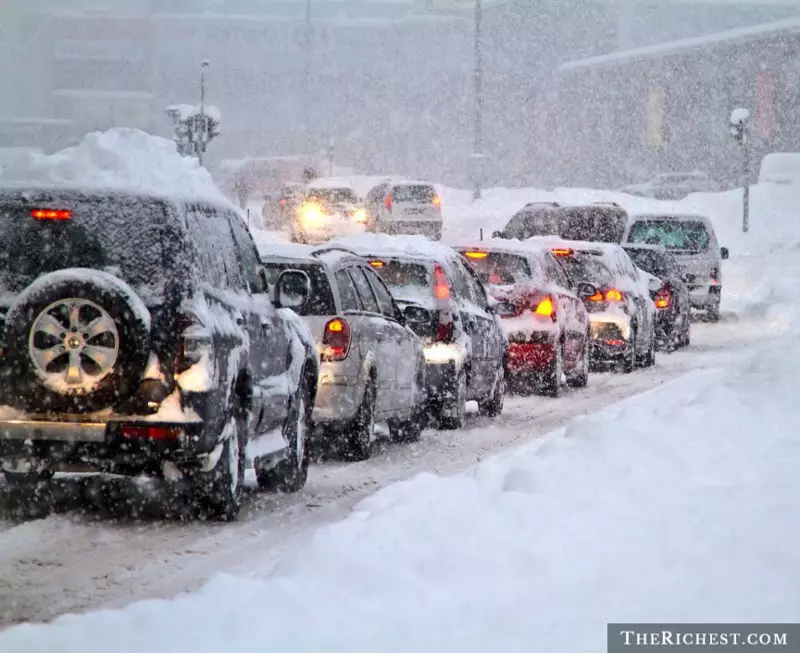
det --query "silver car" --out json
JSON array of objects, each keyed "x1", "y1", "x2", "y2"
[
  {"x1": 623, "y1": 213, "x2": 730, "y2": 322},
  {"x1": 259, "y1": 245, "x2": 427, "y2": 461},
  {"x1": 364, "y1": 180, "x2": 443, "y2": 240}
]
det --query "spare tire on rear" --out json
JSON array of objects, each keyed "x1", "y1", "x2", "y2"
[{"x1": 2, "y1": 269, "x2": 151, "y2": 414}]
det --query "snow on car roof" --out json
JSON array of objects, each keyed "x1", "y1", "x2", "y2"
[
  {"x1": 329, "y1": 233, "x2": 459, "y2": 265},
  {"x1": 630, "y1": 213, "x2": 712, "y2": 223},
  {"x1": 524, "y1": 235, "x2": 622, "y2": 257},
  {"x1": 449, "y1": 238, "x2": 552, "y2": 259},
  {"x1": 257, "y1": 242, "x2": 317, "y2": 261},
  {"x1": 306, "y1": 177, "x2": 355, "y2": 190},
  {"x1": 0, "y1": 128, "x2": 235, "y2": 209}
]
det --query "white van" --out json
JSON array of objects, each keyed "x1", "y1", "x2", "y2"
[
  {"x1": 758, "y1": 152, "x2": 800, "y2": 185},
  {"x1": 364, "y1": 180, "x2": 443, "y2": 240},
  {"x1": 623, "y1": 213, "x2": 729, "y2": 322}
]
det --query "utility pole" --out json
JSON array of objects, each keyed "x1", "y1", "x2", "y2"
[
  {"x1": 729, "y1": 107, "x2": 751, "y2": 233},
  {"x1": 198, "y1": 60, "x2": 210, "y2": 166},
  {"x1": 472, "y1": 0, "x2": 483, "y2": 201},
  {"x1": 303, "y1": 0, "x2": 312, "y2": 155}
]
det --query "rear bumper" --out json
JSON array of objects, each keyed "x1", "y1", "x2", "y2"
[
  {"x1": 689, "y1": 284, "x2": 721, "y2": 309},
  {"x1": 311, "y1": 372, "x2": 361, "y2": 424},
  {"x1": 378, "y1": 220, "x2": 442, "y2": 238},
  {"x1": 588, "y1": 319, "x2": 633, "y2": 362}
]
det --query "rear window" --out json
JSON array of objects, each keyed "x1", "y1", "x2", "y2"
[
  {"x1": 627, "y1": 220, "x2": 710, "y2": 251},
  {"x1": 560, "y1": 208, "x2": 626, "y2": 243},
  {"x1": 0, "y1": 195, "x2": 172, "y2": 301},
  {"x1": 460, "y1": 252, "x2": 533, "y2": 286},
  {"x1": 369, "y1": 260, "x2": 432, "y2": 301},
  {"x1": 625, "y1": 249, "x2": 678, "y2": 278},
  {"x1": 392, "y1": 185, "x2": 435, "y2": 203},
  {"x1": 503, "y1": 209, "x2": 561, "y2": 239},
  {"x1": 557, "y1": 254, "x2": 614, "y2": 287},
  {"x1": 262, "y1": 261, "x2": 336, "y2": 316},
  {"x1": 306, "y1": 188, "x2": 358, "y2": 204}
]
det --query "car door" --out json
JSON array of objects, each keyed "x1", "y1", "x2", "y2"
[
  {"x1": 226, "y1": 210, "x2": 290, "y2": 433},
  {"x1": 346, "y1": 265, "x2": 396, "y2": 415},
  {"x1": 364, "y1": 266, "x2": 417, "y2": 410}
]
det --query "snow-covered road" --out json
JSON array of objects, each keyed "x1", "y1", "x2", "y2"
[{"x1": 0, "y1": 291, "x2": 786, "y2": 627}]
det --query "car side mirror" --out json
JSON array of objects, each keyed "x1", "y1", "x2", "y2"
[
  {"x1": 576, "y1": 282, "x2": 598, "y2": 299},
  {"x1": 720, "y1": 246, "x2": 730, "y2": 260},
  {"x1": 258, "y1": 268, "x2": 270, "y2": 294},
  {"x1": 273, "y1": 269, "x2": 310, "y2": 309},
  {"x1": 647, "y1": 276, "x2": 663, "y2": 293},
  {"x1": 403, "y1": 304, "x2": 432, "y2": 326}
]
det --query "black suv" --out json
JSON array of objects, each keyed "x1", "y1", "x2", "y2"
[{"x1": 0, "y1": 186, "x2": 319, "y2": 520}]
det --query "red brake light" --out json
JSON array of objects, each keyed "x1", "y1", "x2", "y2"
[
  {"x1": 384, "y1": 193, "x2": 393, "y2": 210},
  {"x1": 369, "y1": 260, "x2": 384, "y2": 268},
  {"x1": 433, "y1": 264, "x2": 450, "y2": 300},
  {"x1": 121, "y1": 425, "x2": 184, "y2": 440},
  {"x1": 322, "y1": 317, "x2": 352, "y2": 362},
  {"x1": 534, "y1": 296, "x2": 555, "y2": 317},
  {"x1": 432, "y1": 195, "x2": 441, "y2": 207},
  {"x1": 605, "y1": 289, "x2": 624, "y2": 302},
  {"x1": 655, "y1": 286, "x2": 672, "y2": 309},
  {"x1": 436, "y1": 311, "x2": 454, "y2": 342},
  {"x1": 32, "y1": 209, "x2": 71, "y2": 220},
  {"x1": 279, "y1": 199, "x2": 287, "y2": 207},
  {"x1": 464, "y1": 251, "x2": 488, "y2": 259},
  {"x1": 588, "y1": 291, "x2": 604, "y2": 302},
  {"x1": 551, "y1": 248, "x2": 573, "y2": 256}
]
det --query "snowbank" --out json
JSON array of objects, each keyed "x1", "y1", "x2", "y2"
[
  {"x1": 0, "y1": 128, "x2": 232, "y2": 207},
  {"x1": 4, "y1": 318, "x2": 800, "y2": 651}
]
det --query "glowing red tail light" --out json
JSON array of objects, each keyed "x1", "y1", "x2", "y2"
[
  {"x1": 121, "y1": 425, "x2": 183, "y2": 440},
  {"x1": 654, "y1": 286, "x2": 672, "y2": 309},
  {"x1": 433, "y1": 264, "x2": 451, "y2": 300},
  {"x1": 587, "y1": 289, "x2": 624, "y2": 303},
  {"x1": 279, "y1": 199, "x2": 287, "y2": 207},
  {"x1": 384, "y1": 193, "x2": 393, "y2": 210},
  {"x1": 322, "y1": 317, "x2": 352, "y2": 362},
  {"x1": 32, "y1": 209, "x2": 72, "y2": 220}
]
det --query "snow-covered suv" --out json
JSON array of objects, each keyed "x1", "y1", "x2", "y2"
[{"x1": 0, "y1": 186, "x2": 319, "y2": 521}]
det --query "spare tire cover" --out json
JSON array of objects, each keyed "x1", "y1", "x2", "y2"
[{"x1": 3, "y1": 268, "x2": 151, "y2": 414}]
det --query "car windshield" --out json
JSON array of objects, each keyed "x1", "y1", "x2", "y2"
[
  {"x1": 306, "y1": 188, "x2": 358, "y2": 204},
  {"x1": 557, "y1": 254, "x2": 615, "y2": 287},
  {"x1": 459, "y1": 252, "x2": 534, "y2": 286},
  {"x1": 392, "y1": 185, "x2": 435, "y2": 203},
  {"x1": 0, "y1": 194, "x2": 170, "y2": 304},
  {"x1": 369, "y1": 260, "x2": 432, "y2": 302},
  {"x1": 627, "y1": 220, "x2": 710, "y2": 251},
  {"x1": 625, "y1": 249, "x2": 677, "y2": 278},
  {"x1": 261, "y1": 261, "x2": 336, "y2": 316}
]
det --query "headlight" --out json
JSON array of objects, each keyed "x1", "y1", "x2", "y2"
[
  {"x1": 353, "y1": 208, "x2": 368, "y2": 224},
  {"x1": 299, "y1": 203, "x2": 327, "y2": 226}
]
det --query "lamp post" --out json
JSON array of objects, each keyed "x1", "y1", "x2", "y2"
[
  {"x1": 472, "y1": 0, "x2": 483, "y2": 201},
  {"x1": 729, "y1": 107, "x2": 751, "y2": 233}
]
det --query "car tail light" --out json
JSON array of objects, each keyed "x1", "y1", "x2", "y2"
[
  {"x1": 432, "y1": 194, "x2": 441, "y2": 207},
  {"x1": 710, "y1": 267, "x2": 720, "y2": 284},
  {"x1": 433, "y1": 264, "x2": 451, "y2": 300},
  {"x1": 384, "y1": 193, "x2": 393, "y2": 210},
  {"x1": 175, "y1": 313, "x2": 213, "y2": 374},
  {"x1": 279, "y1": 198, "x2": 287, "y2": 207},
  {"x1": 534, "y1": 296, "x2": 555, "y2": 318},
  {"x1": 654, "y1": 286, "x2": 672, "y2": 309},
  {"x1": 322, "y1": 317, "x2": 352, "y2": 362},
  {"x1": 435, "y1": 311, "x2": 454, "y2": 342},
  {"x1": 369, "y1": 259, "x2": 384, "y2": 268},
  {"x1": 463, "y1": 250, "x2": 488, "y2": 259},
  {"x1": 121, "y1": 425, "x2": 184, "y2": 440},
  {"x1": 32, "y1": 209, "x2": 71, "y2": 220},
  {"x1": 551, "y1": 248, "x2": 574, "y2": 256},
  {"x1": 604, "y1": 289, "x2": 624, "y2": 302}
]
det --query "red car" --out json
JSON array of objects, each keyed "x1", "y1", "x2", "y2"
[{"x1": 454, "y1": 240, "x2": 597, "y2": 397}]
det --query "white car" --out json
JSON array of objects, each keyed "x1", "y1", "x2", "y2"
[
  {"x1": 364, "y1": 180, "x2": 443, "y2": 240},
  {"x1": 291, "y1": 180, "x2": 368, "y2": 244}
]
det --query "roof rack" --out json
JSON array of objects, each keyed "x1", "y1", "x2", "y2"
[
  {"x1": 591, "y1": 201, "x2": 622, "y2": 208},
  {"x1": 524, "y1": 201, "x2": 561, "y2": 208},
  {"x1": 310, "y1": 246, "x2": 361, "y2": 259}
]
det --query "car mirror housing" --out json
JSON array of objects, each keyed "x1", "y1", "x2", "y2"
[
  {"x1": 403, "y1": 304, "x2": 432, "y2": 325},
  {"x1": 273, "y1": 269, "x2": 310, "y2": 310},
  {"x1": 576, "y1": 282, "x2": 598, "y2": 298},
  {"x1": 720, "y1": 247, "x2": 730, "y2": 260}
]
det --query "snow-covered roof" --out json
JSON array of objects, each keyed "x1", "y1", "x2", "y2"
[
  {"x1": 630, "y1": 213, "x2": 712, "y2": 223},
  {"x1": 448, "y1": 238, "x2": 552, "y2": 259},
  {"x1": 257, "y1": 242, "x2": 316, "y2": 261},
  {"x1": 524, "y1": 236, "x2": 623, "y2": 257},
  {"x1": 329, "y1": 233, "x2": 459, "y2": 264},
  {"x1": 558, "y1": 16, "x2": 800, "y2": 71},
  {"x1": 0, "y1": 128, "x2": 235, "y2": 209},
  {"x1": 306, "y1": 177, "x2": 356, "y2": 190}
]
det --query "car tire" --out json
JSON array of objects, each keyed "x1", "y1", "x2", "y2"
[
  {"x1": 389, "y1": 364, "x2": 426, "y2": 443},
  {"x1": 2, "y1": 271, "x2": 150, "y2": 413},
  {"x1": 478, "y1": 365, "x2": 505, "y2": 417},
  {"x1": 639, "y1": 328, "x2": 656, "y2": 368},
  {"x1": 191, "y1": 408, "x2": 247, "y2": 522},
  {"x1": 256, "y1": 373, "x2": 312, "y2": 493},
  {"x1": 342, "y1": 379, "x2": 376, "y2": 461},
  {"x1": 437, "y1": 369, "x2": 467, "y2": 430},
  {"x1": 540, "y1": 345, "x2": 563, "y2": 397},
  {"x1": 566, "y1": 338, "x2": 590, "y2": 388}
]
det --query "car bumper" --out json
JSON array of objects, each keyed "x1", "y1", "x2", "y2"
[
  {"x1": 380, "y1": 220, "x2": 442, "y2": 238},
  {"x1": 588, "y1": 318, "x2": 633, "y2": 363},
  {"x1": 311, "y1": 369, "x2": 361, "y2": 424},
  {"x1": 689, "y1": 284, "x2": 721, "y2": 309}
]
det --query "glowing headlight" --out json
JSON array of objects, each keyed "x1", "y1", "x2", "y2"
[
  {"x1": 299, "y1": 203, "x2": 327, "y2": 226},
  {"x1": 352, "y1": 208, "x2": 368, "y2": 224}
]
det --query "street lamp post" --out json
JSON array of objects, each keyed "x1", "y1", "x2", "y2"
[
  {"x1": 729, "y1": 107, "x2": 751, "y2": 233},
  {"x1": 472, "y1": 0, "x2": 483, "y2": 201},
  {"x1": 198, "y1": 59, "x2": 210, "y2": 166}
]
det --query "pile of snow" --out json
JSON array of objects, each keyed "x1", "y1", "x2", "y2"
[
  {"x1": 4, "y1": 324, "x2": 800, "y2": 651},
  {"x1": 0, "y1": 128, "x2": 232, "y2": 206}
]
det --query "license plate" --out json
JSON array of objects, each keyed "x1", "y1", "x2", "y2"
[{"x1": 406, "y1": 208, "x2": 426, "y2": 215}]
